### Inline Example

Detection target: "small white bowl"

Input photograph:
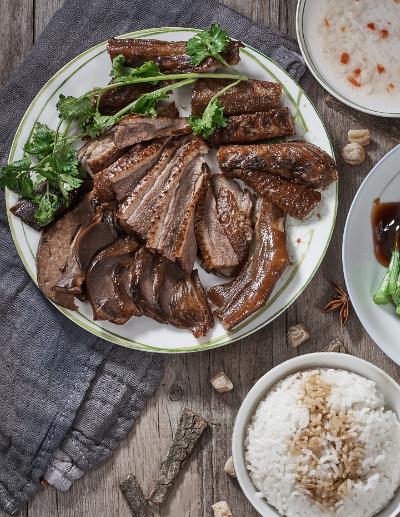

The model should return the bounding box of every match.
[232,352,400,517]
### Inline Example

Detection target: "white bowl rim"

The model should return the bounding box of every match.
[232,352,400,517]
[342,144,400,365]
[295,0,400,119]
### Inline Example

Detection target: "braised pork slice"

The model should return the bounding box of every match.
[191,79,282,117]
[77,132,126,176]
[107,38,242,73]
[54,210,118,296]
[98,83,157,116]
[86,237,140,324]
[93,139,167,202]
[118,136,191,238]
[208,200,288,329]
[114,116,191,148]
[146,137,209,273]
[217,142,338,189]
[225,169,321,220]
[210,108,295,145]
[36,194,96,310]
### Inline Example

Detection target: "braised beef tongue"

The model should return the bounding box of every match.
[118,136,190,238]
[107,38,242,73]
[114,116,191,149]
[217,142,338,189]
[86,237,140,324]
[54,210,118,296]
[36,193,96,310]
[98,83,157,116]
[210,108,295,145]
[208,199,288,329]
[225,169,321,220]
[195,185,239,276]
[146,137,209,273]
[191,79,282,117]
[77,131,126,176]
[93,139,167,203]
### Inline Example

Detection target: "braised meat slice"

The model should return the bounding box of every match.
[146,137,209,273]
[114,116,191,148]
[191,79,282,117]
[118,136,191,238]
[36,194,96,310]
[54,210,118,296]
[86,237,140,324]
[77,132,126,176]
[217,142,338,189]
[208,200,288,329]
[226,169,321,220]
[107,38,242,73]
[98,83,157,116]
[210,108,295,145]
[93,139,167,202]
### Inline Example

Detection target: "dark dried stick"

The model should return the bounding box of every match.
[149,408,208,505]
[119,475,154,517]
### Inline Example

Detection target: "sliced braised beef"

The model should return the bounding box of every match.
[113,116,191,148]
[146,137,209,273]
[54,209,118,296]
[86,237,140,324]
[208,199,288,329]
[158,101,180,118]
[36,193,96,310]
[98,83,157,116]
[191,79,282,117]
[225,168,321,220]
[107,38,242,73]
[118,136,190,238]
[217,142,338,189]
[77,131,126,176]
[93,139,168,203]
[210,108,295,145]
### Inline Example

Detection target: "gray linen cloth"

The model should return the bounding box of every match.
[0,0,308,514]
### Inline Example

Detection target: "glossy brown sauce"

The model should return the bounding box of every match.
[371,198,400,267]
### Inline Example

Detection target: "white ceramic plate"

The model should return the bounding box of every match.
[6,27,337,353]
[343,145,400,365]
[232,352,400,517]
[296,0,400,118]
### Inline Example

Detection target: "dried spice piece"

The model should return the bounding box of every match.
[342,142,365,165]
[348,128,370,146]
[287,323,310,348]
[119,475,154,517]
[322,282,350,326]
[224,456,236,478]
[212,501,233,517]
[211,371,234,393]
[324,337,349,354]
[149,408,208,504]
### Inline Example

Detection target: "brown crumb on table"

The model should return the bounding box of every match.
[212,500,233,517]
[224,456,236,478]
[287,324,310,348]
[324,337,348,354]
[210,371,233,393]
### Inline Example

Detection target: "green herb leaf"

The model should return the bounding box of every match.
[186,24,230,66]
[23,123,56,158]
[83,112,117,138]
[56,94,96,133]
[0,158,34,198]
[34,191,60,227]
[132,90,169,117]
[189,98,227,138]
[111,56,163,85]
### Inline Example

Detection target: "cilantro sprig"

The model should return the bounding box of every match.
[186,24,230,67]
[111,57,163,85]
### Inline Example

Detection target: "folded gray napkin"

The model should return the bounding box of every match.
[0,0,308,514]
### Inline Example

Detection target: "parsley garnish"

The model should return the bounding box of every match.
[111,56,163,85]
[186,24,230,67]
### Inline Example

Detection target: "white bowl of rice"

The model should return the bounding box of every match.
[232,353,400,517]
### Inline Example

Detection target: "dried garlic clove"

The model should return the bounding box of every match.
[212,501,233,517]
[348,129,370,146]
[342,142,365,165]
[287,324,310,348]
[324,337,348,353]
[210,371,233,393]
[224,456,236,478]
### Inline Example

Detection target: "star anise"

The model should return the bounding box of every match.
[322,282,350,326]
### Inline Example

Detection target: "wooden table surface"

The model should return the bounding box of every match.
[1,1,399,516]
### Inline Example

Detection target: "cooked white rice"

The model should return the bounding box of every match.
[245,369,400,517]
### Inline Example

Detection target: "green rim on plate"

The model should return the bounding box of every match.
[5,27,338,353]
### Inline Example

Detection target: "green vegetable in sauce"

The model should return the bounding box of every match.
[186,24,230,67]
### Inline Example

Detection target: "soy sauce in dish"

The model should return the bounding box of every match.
[372,198,400,267]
